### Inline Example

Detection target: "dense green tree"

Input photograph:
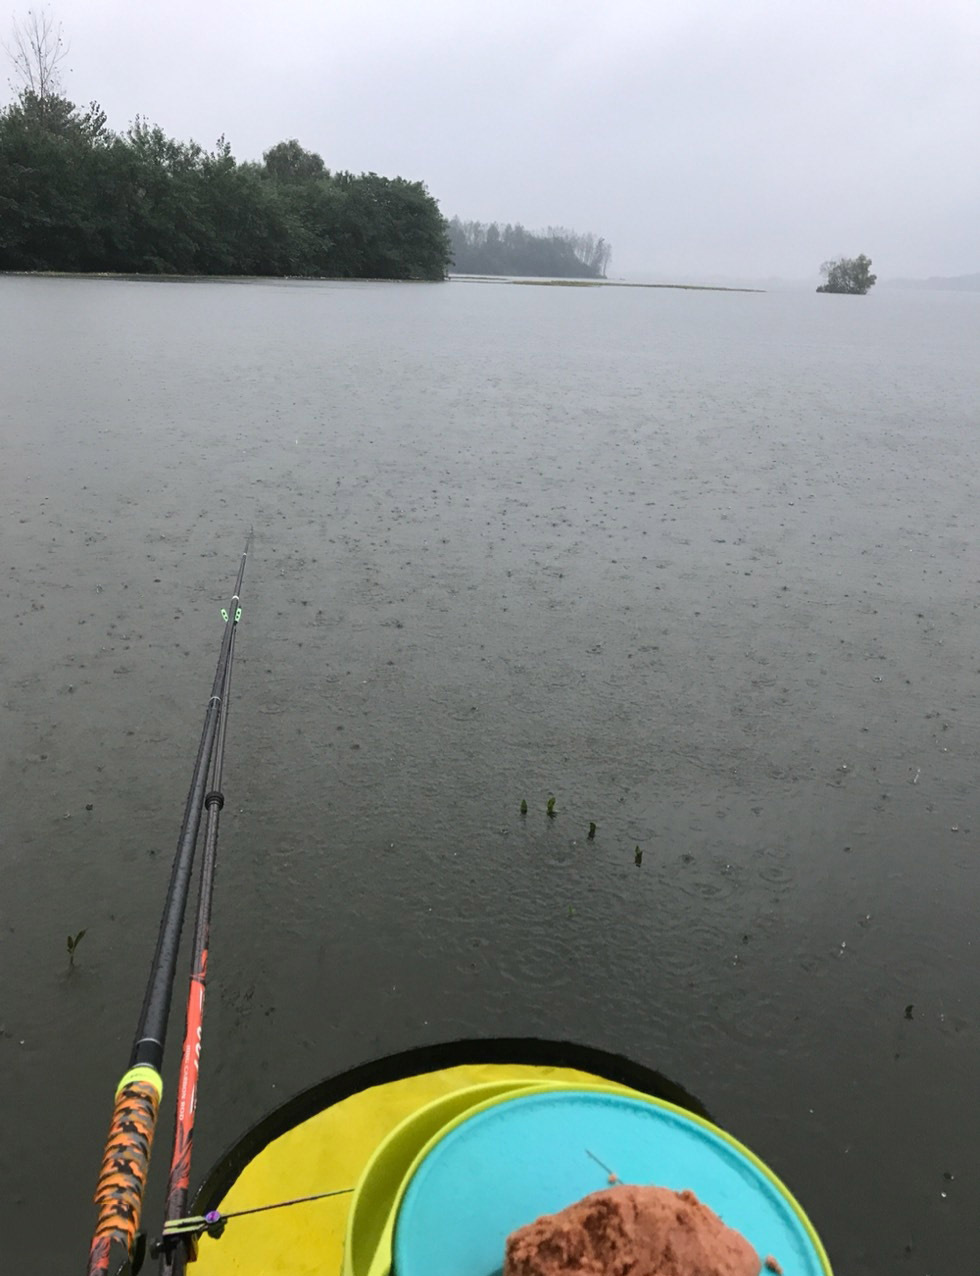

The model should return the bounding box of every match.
[340,173,452,279]
[0,91,450,278]
[448,218,611,278]
[262,139,327,183]
[816,254,877,295]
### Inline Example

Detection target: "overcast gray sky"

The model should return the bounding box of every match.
[6,0,979,280]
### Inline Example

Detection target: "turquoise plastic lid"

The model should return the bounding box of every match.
[393,1089,831,1275]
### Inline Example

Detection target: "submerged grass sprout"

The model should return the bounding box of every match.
[66,929,87,968]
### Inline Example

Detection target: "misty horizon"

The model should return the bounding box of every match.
[3,0,978,282]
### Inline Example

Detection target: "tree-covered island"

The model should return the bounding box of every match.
[1,14,613,284]
[816,254,877,295]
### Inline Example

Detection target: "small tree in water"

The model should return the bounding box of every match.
[817,254,877,295]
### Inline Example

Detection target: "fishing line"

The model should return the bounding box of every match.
[152,1189,355,1260]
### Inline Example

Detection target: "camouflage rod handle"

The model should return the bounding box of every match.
[86,1066,162,1275]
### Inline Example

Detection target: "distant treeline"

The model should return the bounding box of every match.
[0,92,451,279]
[448,218,611,278]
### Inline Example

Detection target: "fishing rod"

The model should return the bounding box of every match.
[158,615,237,1276]
[87,537,251,1276]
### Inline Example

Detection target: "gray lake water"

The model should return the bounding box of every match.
[0,275,977,1271]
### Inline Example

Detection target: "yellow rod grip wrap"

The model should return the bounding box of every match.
[86,1068,163,1275]
[116,1064,164,1101]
